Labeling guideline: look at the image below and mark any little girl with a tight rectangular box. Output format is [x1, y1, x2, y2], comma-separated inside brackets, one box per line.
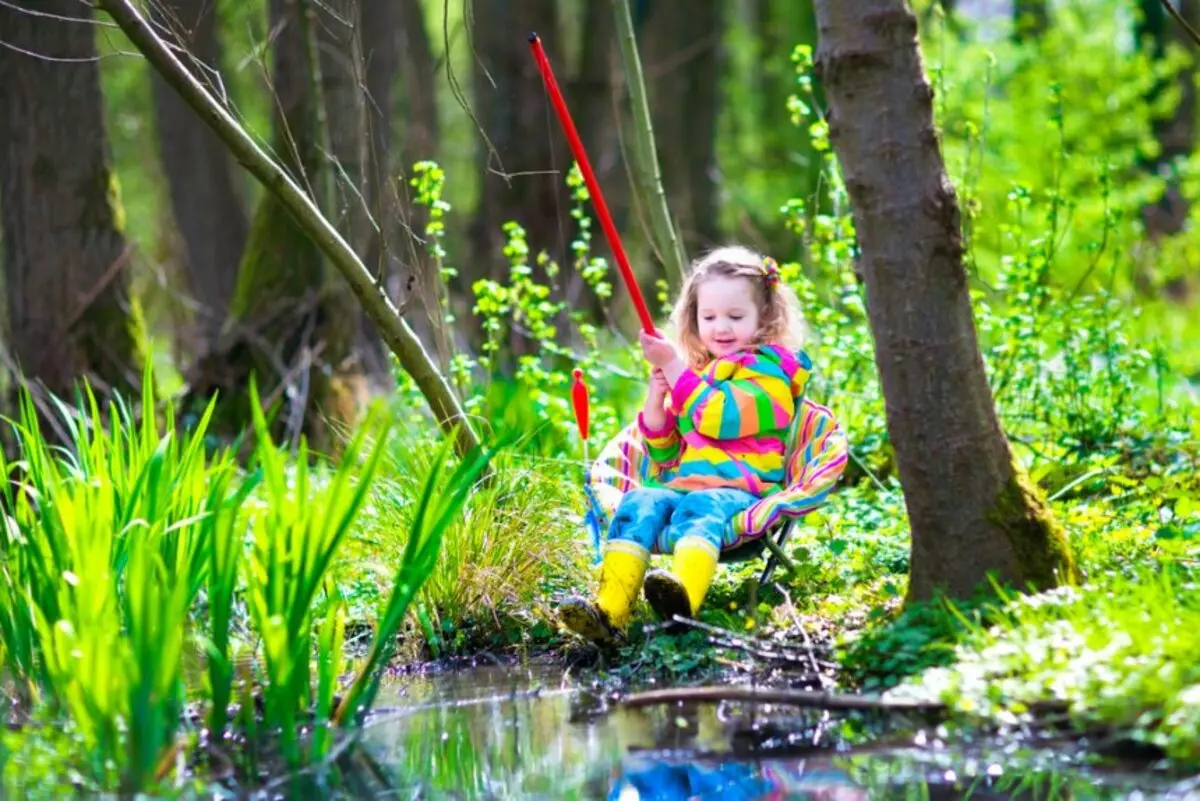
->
[560, 245, 812, 644]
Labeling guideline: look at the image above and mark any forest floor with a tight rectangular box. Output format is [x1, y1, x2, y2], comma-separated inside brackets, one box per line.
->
[341, 388, 1200, 771]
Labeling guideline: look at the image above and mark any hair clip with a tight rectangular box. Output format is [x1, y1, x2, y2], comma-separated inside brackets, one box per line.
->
[762, 257, 781, 287]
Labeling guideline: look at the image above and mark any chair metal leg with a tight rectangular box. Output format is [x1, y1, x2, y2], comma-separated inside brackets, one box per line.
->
[759, 521, 799, 585]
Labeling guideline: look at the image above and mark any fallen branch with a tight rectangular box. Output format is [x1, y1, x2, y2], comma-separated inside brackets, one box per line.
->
[620, 685, 947, 713]
[96, 0, 480, 458]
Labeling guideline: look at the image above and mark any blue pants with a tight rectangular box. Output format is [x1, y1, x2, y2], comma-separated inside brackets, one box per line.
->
[608, 487, 758, 554]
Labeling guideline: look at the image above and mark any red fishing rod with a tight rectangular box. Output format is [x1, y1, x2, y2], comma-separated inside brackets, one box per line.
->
[528, 32, 657, 334]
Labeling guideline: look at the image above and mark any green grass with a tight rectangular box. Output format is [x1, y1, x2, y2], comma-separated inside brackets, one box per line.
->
[0, 369, 497, 795]
[888, 566, 1200, 765]
[345, 439, 592, 658]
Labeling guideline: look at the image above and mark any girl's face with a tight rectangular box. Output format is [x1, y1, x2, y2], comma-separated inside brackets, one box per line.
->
[695, 276, 761, 359]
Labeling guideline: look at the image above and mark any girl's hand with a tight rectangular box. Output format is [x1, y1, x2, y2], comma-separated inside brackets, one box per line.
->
[639, 330, 682, 369]
[650, 368, 670, 397]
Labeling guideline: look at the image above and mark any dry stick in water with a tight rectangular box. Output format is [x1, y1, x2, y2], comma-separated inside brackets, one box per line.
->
[621, 685, 946, 713]
[96, 0, 480, 458]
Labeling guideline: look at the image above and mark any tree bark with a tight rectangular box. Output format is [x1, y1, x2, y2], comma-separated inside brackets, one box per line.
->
[149, 0, 248, 350]
[316, 0, 372, 260]
[314, 0, 393, 376]
[394, 0, 455, 368]
[811, 0, 1074, 601]
[206, 0, 370, 449]
[1013, 0, 1049, 39]
[750, 0, 824, 258]
[611, 0, 686, 288]
[467, 0, 563, 295]
[0, 0, 145, 408]
[566, 0, 626, 323]
[98, 0, 479, 457]
[641, 0, 724, 252]
[1136, 0, 1197, 245]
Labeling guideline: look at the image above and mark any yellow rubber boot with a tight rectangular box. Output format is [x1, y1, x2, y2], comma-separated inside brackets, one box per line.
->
[559, 541, 649, 643]
[644, 536, 720, 622]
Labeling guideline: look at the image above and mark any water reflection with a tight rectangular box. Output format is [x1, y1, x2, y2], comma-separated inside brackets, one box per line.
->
[361, 665, 1194, 800]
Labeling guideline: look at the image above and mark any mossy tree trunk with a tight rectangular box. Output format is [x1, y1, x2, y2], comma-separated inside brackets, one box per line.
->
[204, 0, 363, 450]
[812, 0, 1075, 602]
[150, 0, 249, 354]
[0, 0, 145, 416]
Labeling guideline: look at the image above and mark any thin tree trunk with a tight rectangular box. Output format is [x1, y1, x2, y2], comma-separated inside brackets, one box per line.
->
[468, 0, 562, 309]
[0, 0, 145, 410]
[397, 0, 439, 166]
[314, 0, 392, 376]
[611, 0, 686, 287]
[750, 0, 823, 258]
[395, 0, 455, 368]
[1136, 0, 1197, 245]
[566, 0, 625, 324]
[316, 0, 371, 259]
[99, 0, 479, 456]
[150, 0, 248, 350]
[811, 0, 1074, 602]
[1013, 0, 1049, 39]
[641, 0, 724, 252]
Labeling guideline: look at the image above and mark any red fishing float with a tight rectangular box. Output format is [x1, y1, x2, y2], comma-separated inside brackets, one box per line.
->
[570, 367, 590, 444]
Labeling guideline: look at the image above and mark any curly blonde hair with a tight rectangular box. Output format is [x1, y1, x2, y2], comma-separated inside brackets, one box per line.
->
[668, 245, 806, 369]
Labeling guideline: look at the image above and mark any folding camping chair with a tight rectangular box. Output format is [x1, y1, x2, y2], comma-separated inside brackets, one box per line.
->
[581, 398, 849, 586]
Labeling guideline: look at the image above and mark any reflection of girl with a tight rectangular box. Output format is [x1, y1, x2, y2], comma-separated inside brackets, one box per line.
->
[607, 759, 773, 800]
[606, 758, 870, 800]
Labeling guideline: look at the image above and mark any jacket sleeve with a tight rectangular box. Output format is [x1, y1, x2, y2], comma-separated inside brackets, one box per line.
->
[638, 408, 682, 467]
[669, 346, 811, 440]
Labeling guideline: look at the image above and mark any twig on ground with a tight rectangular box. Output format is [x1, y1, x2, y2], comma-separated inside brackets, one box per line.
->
[774, 584, 831, 689]
[659, 616, 836, 672]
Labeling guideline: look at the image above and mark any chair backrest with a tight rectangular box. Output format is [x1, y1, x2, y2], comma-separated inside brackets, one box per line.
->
[583, 398, 849, 551]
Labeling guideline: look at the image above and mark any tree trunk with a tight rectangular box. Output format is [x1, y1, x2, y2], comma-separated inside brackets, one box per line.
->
[0, 0, 145, 409]
[1136, 0, 1197, 244]
[99, 0, 480, 457]
[200, 0, 363, 449]
[393, 0, 455, 368]
[468, 0, 563, 301]
[150, 0, 249, 352]
[641, 0, 724, 252]
[316, 0, 371, 260]
[315, 0, 392, 377]
[1013, 0, 1049, 39]
[811, 0, 1074, 602]
[611, 0, 686, 289]
[749, 0, 824, 259]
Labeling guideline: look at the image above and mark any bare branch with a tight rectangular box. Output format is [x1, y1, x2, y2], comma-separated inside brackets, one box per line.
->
[0, 0, 115, 25]
[1160, 0, 1200, 49]
[0, 36, 133, 62]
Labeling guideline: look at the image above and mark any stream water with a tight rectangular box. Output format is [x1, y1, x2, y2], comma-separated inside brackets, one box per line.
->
[357, 663, 1199, 800]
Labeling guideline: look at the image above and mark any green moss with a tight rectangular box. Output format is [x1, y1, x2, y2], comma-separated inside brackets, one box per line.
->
[985, 451, 1079, 590]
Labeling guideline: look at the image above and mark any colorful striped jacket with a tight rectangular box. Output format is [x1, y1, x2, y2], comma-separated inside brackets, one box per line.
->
[638, 343, 812, 497]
